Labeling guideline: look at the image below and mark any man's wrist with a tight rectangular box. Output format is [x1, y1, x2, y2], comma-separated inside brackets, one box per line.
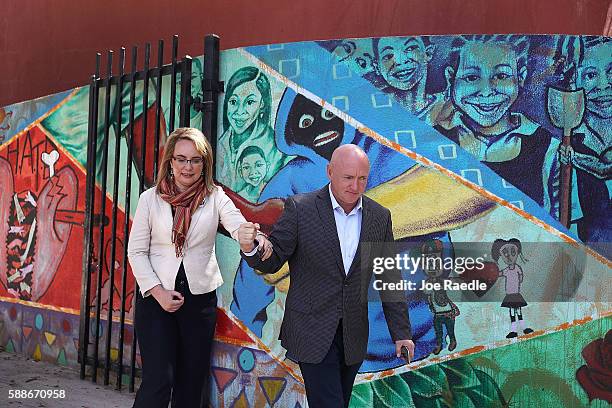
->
[242, 240, 259, 256]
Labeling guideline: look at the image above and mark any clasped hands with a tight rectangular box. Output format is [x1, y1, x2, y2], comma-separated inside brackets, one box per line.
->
[238, 222, 273, 260]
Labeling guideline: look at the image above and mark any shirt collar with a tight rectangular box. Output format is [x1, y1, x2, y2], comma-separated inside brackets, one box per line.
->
[329, 184, 362, 215]
[438, 106, 539, 137]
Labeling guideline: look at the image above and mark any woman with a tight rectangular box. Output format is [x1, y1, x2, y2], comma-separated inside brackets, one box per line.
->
[128, 127, 271, 408]
[217, 66, 288, 195]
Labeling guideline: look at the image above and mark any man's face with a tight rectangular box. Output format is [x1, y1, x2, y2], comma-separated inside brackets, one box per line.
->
[451, 42, 521, 128]
[576, 42, 612, 119]
[327, 151, 369, 212]
[240, 153, 268, 187]
[377, 37, 430, 91]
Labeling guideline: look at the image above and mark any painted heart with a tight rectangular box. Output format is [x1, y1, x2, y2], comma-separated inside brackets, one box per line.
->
[30, 166, 78, 301]
[459, 261, 500, 297]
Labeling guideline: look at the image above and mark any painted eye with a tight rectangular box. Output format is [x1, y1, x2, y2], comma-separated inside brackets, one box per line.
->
[299, 114, 314, 128]
[321, 108, 335, 120]
[382, 53, 394, 62]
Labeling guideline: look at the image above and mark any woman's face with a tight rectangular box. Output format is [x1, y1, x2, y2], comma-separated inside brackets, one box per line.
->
[240, 153, 268, 187]
[227, 80, 264, 135]
[451, 42, 521, 129]
[170, 139, 204, 191]
[576, 42, 612, 120]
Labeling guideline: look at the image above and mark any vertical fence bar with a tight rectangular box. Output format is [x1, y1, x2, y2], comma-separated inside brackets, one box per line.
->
[130, 42, 150, 393]
[116, 45, 138, 390]
[168, 35, 179, 133]
[203, 34, 221, 179]
[153, 40, 164, 183]
[139, 43, 151, 192]
[179, 55, 193, 128]
[79, 53, 101, 380]
[104, 46, 125, 385]
[92, 50, 114, 382]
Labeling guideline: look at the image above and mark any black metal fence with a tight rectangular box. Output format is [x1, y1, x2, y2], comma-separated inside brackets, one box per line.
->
[78, 34, 223, 391]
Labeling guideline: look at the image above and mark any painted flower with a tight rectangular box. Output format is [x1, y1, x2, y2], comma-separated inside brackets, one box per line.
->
[576, 329, 612, 403]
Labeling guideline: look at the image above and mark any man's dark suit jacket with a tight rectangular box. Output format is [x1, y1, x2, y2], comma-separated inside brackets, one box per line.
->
[242, 185, 412, 365]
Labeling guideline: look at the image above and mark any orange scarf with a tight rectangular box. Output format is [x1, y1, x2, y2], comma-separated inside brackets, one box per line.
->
[158, 178, 208, 257]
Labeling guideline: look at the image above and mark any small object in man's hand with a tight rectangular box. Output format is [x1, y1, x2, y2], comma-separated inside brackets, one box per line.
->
[401, 345, 410, 362]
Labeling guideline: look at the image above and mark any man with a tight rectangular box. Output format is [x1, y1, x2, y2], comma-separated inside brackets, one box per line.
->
[238, 144, 414, 407]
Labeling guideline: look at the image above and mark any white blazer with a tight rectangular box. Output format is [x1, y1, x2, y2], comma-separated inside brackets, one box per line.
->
[127, 185, 245, 297]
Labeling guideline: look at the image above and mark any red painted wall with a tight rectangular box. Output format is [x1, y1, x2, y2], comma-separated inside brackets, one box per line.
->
[1, 0, 609, 107]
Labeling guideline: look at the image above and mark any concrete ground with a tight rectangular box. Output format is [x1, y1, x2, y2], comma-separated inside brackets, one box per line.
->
[0, 351, 135, 408]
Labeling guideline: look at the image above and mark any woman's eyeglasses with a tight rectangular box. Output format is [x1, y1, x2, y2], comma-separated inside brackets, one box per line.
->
[172, 156, 204, 166]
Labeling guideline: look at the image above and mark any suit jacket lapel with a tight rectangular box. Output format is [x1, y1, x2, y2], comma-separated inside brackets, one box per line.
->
[157, 195, 174, 232]
[316, 186, 345, 276]
[185, 195, 208, 241]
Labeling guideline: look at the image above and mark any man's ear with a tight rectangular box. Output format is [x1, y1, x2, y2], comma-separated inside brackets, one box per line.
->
[326, 163, 333, 180]
[518, 65, 527, 87]
[425, 44, 436, 62]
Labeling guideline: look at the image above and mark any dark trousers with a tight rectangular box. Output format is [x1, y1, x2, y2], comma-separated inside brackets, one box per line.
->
[133, 268, 217, 408]
[298, 321, 361, 408]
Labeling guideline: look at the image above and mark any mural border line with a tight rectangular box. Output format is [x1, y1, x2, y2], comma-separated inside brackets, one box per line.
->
[356, 309, 612, 384]
[0, 88, 81, 150]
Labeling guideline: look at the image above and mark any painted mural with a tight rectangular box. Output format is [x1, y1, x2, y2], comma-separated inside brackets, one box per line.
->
[0, 34, 610, 407]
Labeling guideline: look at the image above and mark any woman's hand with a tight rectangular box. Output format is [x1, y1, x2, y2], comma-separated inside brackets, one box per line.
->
[150, 285, 184, 312]
[257, 234, 274, 261]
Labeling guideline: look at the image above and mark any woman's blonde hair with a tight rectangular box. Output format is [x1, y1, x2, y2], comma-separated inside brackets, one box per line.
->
[156, 127, 215, 194]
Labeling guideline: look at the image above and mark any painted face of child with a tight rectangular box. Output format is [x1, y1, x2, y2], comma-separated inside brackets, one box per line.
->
[377, 36, 430, 91]
[500, 243, 519, 266]
[333, 39, 375, 76]
[227, 80, 263, 135]
[239, 153, 268, 187]
[576, 41, 612, 120]
[450, 42, 522, 129]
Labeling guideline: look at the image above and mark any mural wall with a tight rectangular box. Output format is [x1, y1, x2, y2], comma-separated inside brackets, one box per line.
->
[0, 34, 610, 407]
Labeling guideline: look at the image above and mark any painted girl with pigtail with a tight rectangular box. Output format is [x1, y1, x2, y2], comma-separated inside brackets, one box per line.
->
[491, 238, 534, 339]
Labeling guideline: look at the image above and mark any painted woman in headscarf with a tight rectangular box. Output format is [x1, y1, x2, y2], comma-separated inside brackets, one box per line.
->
[556, 36, 611, 254]
[217, 66, 288, 197]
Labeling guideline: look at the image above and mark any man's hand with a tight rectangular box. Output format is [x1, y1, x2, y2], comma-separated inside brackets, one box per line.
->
[256, 234, 274, 261]
[238, 222, 260, 253]
[396, 339, 415, 364]
[150, 285, 184, 312]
